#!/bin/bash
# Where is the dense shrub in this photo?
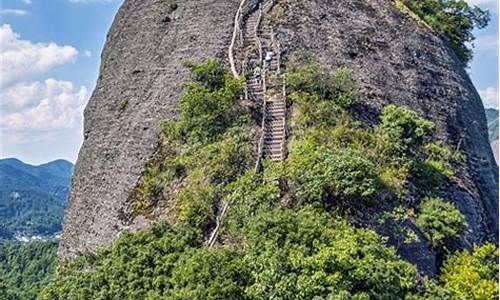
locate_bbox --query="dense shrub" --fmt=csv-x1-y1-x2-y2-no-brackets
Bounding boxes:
416,197,467,248
223,171,280,236
440,243,499,300
287,143,381,207
162,59,245,144
41,209,432,300
401,0,490,64
134,60,253,227
286,60,358,132
237,208,420,299
175,179,215,230
0,242,57,300
287,61,358,109
40,224,203,300
379,104,435,159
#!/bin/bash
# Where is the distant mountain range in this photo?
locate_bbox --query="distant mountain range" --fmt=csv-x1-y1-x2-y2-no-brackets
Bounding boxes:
0,158,73,241
485,108,498,164
485,108,499,143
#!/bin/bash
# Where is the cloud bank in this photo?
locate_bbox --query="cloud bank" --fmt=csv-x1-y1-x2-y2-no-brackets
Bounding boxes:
0,24,78,86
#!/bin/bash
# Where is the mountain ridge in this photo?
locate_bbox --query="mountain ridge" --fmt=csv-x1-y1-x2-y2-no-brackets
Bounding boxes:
0,158,74,240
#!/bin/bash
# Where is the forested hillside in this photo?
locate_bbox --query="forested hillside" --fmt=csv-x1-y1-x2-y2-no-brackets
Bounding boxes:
0,159,73,240
0,242,58,300
486,108,499,142
23,0,498,298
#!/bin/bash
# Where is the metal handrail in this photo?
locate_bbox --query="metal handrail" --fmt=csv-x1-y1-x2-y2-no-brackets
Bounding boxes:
229,0,247,77
255,59,267,171
281,75,287,159
255,4,263,65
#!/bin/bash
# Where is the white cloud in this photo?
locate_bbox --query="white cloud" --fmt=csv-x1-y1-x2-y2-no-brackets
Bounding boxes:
84,50,92,57
479,87,499,109
473,34,499,52
19,0,32,4
0,79,88,131
0,9,28,16
0,24,78,86
465,0,498,11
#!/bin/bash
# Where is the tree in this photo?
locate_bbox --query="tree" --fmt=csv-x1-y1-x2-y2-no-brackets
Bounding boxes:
416,197,467,248
401,0,490,64
440,243,499,300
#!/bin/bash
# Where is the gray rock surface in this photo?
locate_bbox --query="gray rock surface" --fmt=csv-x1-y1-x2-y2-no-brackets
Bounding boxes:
274,0,498,273
60,0,498,272
59,0,239,259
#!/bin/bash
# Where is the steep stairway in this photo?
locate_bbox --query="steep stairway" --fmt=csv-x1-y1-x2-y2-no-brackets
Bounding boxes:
209,0,285,247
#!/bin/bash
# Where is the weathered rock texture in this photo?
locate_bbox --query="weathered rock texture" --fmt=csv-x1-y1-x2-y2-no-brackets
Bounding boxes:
60,0,498,267
59,0,240,259
273,0,498,255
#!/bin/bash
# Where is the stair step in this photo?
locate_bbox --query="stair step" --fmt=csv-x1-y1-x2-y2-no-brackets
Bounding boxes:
264,148,282,154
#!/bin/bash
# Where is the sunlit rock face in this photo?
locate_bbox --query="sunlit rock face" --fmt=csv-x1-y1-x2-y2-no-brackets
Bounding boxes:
60,0,498,276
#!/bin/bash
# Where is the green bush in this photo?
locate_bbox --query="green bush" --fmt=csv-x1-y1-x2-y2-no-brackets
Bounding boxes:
401,0,490,65
287,61,358,109
379,104,435,159
40,224,203,300
416,197,467,248
242,208,420,299
167,248,250,299
223,171,280,235
135,60,251,214
164,59,244,143
440,243,499,300
41,209,430,300
175,178,215,230
287,142,380,207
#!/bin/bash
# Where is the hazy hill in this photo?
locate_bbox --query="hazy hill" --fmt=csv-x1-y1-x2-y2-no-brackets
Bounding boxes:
485,108,499,142
0,158,73,240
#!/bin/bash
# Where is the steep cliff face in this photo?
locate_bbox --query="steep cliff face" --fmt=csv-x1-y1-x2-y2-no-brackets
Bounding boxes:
60,0,498,263
59,0,240,259
272,0,498,247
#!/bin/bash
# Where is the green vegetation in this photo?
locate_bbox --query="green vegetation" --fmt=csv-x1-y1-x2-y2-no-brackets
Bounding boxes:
440,243,499,300
400,0,490,65
416,197,467,249
119,98,128,112
134,59,251,231
41,209,428,299
0,242,57,300
0,158,72,240
37,59,497,299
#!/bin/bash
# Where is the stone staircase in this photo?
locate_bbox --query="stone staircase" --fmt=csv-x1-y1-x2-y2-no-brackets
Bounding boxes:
240,0,287,163
208,0,285,248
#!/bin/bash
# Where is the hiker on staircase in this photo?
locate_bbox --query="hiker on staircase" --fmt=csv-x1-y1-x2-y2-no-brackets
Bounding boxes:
253,65,262,83
265,50,274,70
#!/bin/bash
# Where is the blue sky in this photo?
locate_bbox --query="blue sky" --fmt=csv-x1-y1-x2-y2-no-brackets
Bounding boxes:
0,0,498,165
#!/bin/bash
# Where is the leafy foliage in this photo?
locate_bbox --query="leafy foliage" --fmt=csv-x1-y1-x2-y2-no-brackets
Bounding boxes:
164,59,245,144
40,209,433,299
416,197,467,248
440,243,499,300
287,145,380,207
36,58,492,300
401,0,490,64
40,224,204,300
134,60,252,230
379,105,435,159
0,242,57,300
